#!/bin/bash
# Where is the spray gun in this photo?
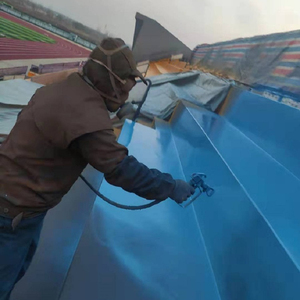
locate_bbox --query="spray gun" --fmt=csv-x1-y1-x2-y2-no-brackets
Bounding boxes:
179,173,215,208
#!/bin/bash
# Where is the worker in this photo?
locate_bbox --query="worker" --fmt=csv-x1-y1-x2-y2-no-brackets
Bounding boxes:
0,38,195,299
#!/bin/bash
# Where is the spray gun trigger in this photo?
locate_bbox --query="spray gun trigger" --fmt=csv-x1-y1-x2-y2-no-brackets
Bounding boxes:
179,173,215,208
179,188,202,208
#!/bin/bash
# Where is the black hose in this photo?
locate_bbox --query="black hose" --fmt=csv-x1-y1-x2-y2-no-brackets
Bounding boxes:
80,175,163,210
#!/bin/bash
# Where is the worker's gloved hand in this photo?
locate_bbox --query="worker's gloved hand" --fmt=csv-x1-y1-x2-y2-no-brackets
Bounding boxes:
170,180,195,204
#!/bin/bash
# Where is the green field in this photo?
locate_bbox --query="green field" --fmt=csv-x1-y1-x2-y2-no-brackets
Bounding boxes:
0,17,55,43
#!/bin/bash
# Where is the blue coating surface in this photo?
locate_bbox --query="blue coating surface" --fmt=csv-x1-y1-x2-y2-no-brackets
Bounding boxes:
187,104,300,269
222,87,300,179
59,121,221,300
168,103,300,300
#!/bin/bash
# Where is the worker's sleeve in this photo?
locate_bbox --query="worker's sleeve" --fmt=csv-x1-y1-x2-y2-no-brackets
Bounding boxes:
70,130,176,201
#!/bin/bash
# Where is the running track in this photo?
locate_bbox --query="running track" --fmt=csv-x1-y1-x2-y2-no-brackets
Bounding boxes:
0,11,91,60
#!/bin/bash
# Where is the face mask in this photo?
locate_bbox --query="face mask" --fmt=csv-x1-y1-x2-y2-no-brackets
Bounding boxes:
88,59,136,112
87,44,140,112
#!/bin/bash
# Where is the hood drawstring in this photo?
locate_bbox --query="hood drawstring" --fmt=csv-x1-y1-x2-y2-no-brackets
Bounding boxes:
88,44,129,104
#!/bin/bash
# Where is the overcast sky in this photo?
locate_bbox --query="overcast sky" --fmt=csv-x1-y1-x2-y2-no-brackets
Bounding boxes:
33,0,300,49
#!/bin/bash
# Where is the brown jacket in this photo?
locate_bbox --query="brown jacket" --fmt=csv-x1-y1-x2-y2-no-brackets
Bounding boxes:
0,73,127,217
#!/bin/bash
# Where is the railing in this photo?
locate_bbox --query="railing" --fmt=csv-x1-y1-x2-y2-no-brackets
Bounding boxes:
0,4,96,50
30,61,84,74
0,66,28,79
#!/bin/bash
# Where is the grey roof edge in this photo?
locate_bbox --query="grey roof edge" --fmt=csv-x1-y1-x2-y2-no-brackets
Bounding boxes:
133,12,192,62
134,12,192,51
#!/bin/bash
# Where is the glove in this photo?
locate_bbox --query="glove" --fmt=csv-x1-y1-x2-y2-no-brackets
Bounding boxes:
170,180,195,204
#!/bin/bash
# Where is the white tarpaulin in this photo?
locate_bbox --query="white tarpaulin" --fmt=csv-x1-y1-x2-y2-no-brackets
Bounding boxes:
1,73,231,134
0,79,43,106
0,80,43,135
127,71,231,120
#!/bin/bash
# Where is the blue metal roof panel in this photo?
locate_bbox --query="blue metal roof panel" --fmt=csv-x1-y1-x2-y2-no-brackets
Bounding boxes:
58,120,221,300
169,102,300,300
186,101,300,272
222,87,300,180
